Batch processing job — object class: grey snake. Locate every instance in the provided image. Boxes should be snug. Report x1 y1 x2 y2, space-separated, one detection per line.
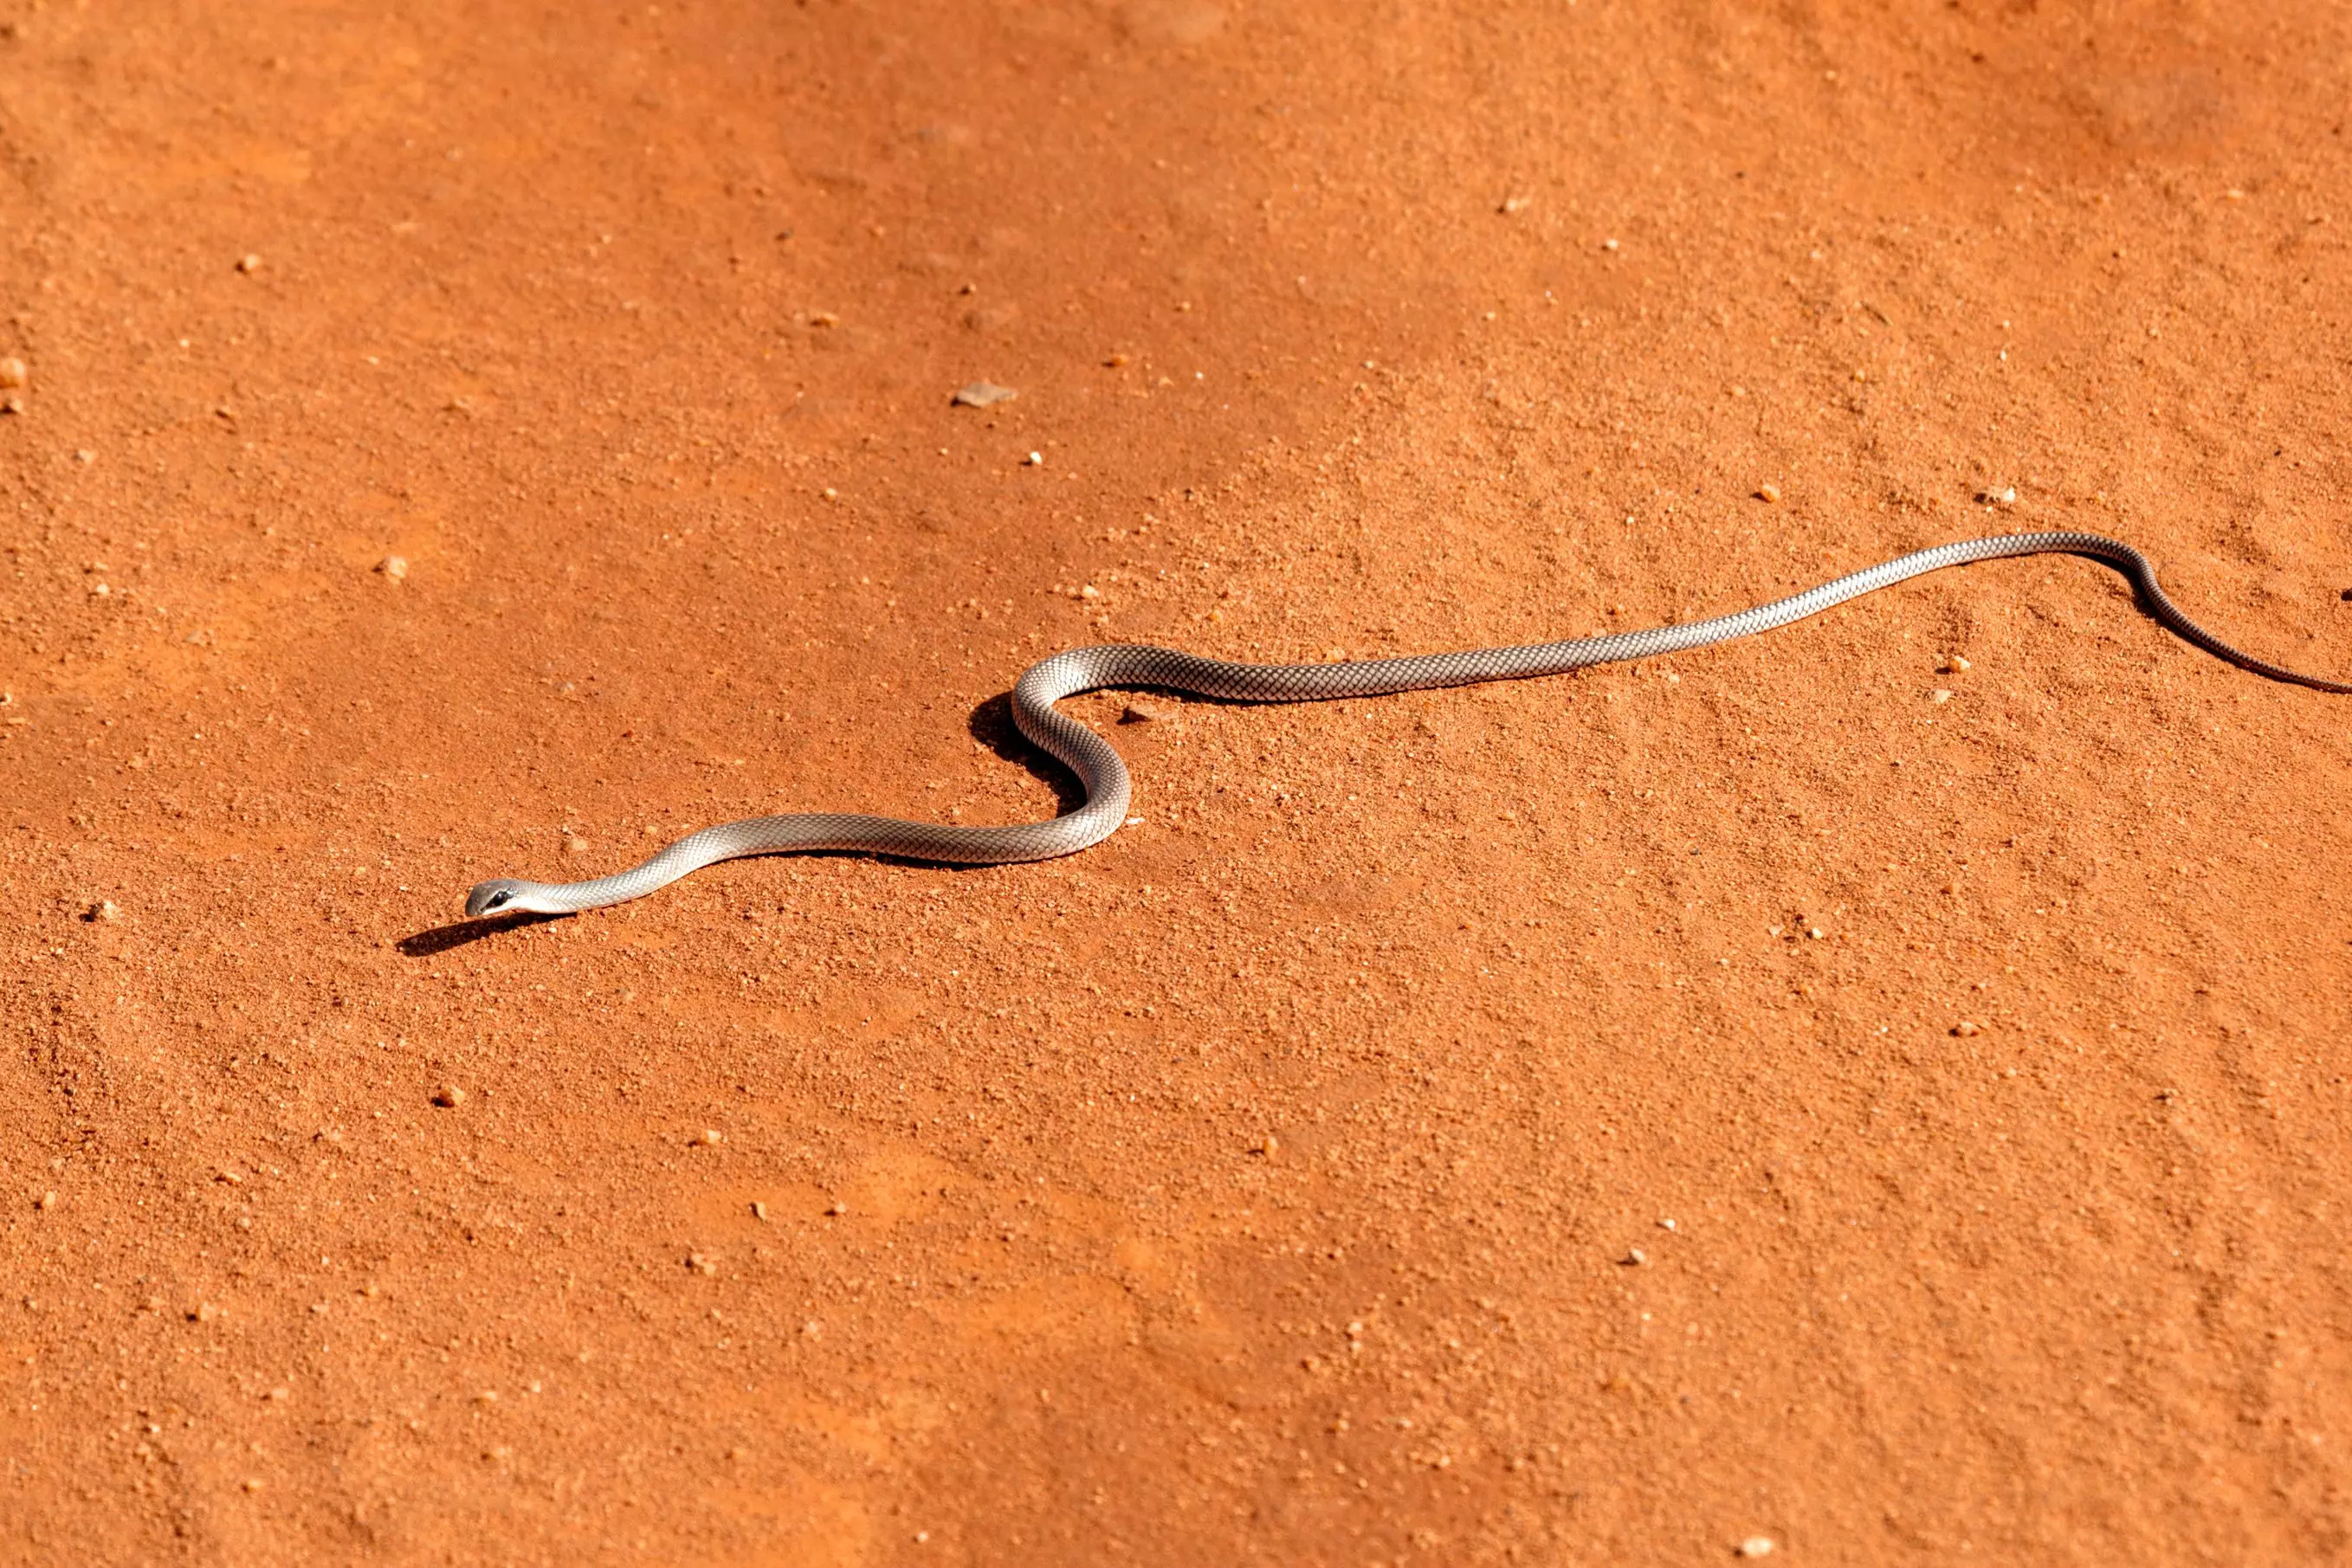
463 531 2347 918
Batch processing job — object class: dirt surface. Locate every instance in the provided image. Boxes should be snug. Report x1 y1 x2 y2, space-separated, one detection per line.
5 1 2352 1562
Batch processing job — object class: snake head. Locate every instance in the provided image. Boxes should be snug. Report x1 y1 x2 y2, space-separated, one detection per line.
465 878 538 918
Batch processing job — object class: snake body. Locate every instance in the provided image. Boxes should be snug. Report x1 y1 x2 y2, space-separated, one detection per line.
463 531 2347 918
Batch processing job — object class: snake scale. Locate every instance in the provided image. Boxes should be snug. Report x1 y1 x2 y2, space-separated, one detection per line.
463 531 2348 918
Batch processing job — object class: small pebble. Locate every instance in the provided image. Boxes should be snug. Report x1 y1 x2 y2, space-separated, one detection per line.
1953 1021 1983 1037
87 900 121 922
1251 1133 1278 1158
825 1200 847 1216
236 254 262 274
1739 1538 1775 1559
1944 655 1972 673
376 555 408 582
951 380 1018 408
1623 1247 1647 1266
564 835 591 855
1023 450 1044 466
1120 700 1175 725
0 357 25 388
1931 689 1953 703
698 1128 725 1145
750 1201 770 1221
1755 483 1782 504
1601 237 1619 251
1808 926 1825 940
430 1084 465 1108
687 1253 718 1275
36 1191 56 1211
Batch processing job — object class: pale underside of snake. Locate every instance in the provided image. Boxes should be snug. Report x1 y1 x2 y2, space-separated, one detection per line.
462 531 2349 919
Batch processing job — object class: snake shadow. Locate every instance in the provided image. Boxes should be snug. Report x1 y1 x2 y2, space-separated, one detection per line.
397 908 568 956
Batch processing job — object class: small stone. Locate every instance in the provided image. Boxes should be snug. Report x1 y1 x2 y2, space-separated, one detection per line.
1657 1217 1677 1232
1120 699 1176 725
1079 584 1100 599
376 555 408 582
801 1319 822 1337
824 1200 847 1216
697 1128 725 1145
87 900 121 923
36 1191 56 1211
1755 483 1781 504
1498 195 1533 214
0 393 23 416
1808 926 1825 940
750 1201 770 1221
1023 450 1044 466
807 311 839 328
1944 655 1972 674
242 1478 264 1494
564 836 591 855
1623 1247 1647 1266
0 357 25 388
1250 1132 1278 1158
1601 237 1619 251
1953 1021 1983 1037
191 1301 223 1322
951 380 1018 408
236 254 262 274
687 1252 718 1275
1104 352 1130 367
1738 1538 1775 1558
430 1084 465 1108
1931 688 1953 703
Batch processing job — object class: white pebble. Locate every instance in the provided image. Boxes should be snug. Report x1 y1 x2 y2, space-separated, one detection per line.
376 555 408 582
1739 1538 1775 1558
951 380 1018 408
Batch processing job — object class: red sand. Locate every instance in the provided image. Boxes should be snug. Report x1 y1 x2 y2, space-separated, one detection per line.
4 2 2350 1562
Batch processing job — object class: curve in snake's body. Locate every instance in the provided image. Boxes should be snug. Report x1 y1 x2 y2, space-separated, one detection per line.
464 531 2349 918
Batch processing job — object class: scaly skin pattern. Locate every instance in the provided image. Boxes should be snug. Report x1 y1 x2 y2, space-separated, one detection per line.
462 532 2349 919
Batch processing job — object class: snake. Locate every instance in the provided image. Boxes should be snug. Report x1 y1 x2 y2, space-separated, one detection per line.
462 530 2349 918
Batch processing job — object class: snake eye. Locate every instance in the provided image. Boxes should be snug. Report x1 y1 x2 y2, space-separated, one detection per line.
487 890 511 909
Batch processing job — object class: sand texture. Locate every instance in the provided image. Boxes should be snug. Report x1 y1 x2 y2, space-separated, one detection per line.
3 2 2350 1563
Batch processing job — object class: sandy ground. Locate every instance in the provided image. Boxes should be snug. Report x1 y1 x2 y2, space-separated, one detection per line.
4 1 2351 1563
